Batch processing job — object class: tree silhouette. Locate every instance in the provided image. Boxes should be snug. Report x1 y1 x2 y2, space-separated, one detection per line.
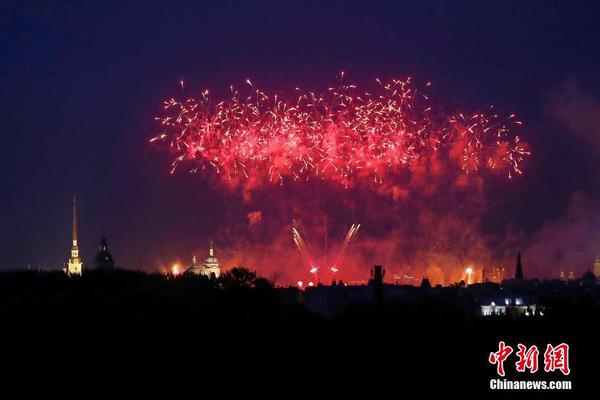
219 267 272 289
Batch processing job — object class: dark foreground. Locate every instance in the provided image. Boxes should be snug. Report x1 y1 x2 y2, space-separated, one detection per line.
1 269 597 399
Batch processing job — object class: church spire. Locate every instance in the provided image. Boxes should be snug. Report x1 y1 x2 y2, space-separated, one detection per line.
66 194 83 276
515 252 524 280
72 194 78 244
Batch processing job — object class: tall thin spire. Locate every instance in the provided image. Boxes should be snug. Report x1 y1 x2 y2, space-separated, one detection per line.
72 194 78 243
515 252 524 280
66 194 83 276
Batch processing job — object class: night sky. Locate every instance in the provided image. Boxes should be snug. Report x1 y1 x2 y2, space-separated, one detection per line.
2 1 600 280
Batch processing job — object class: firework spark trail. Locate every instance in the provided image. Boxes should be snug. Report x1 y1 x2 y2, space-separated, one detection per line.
292 220 314 267
333 223 361 268
151 76 530 187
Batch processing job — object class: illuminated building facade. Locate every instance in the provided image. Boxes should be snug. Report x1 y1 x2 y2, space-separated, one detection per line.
66 196 83 276
203 244 220 278
185 245 220 278
480 297 539 317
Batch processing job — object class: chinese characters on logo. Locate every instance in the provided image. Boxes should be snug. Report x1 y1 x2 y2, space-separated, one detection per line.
489 342 570 376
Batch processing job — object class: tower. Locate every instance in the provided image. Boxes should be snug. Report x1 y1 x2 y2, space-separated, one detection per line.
202 244 220 278
514 252 523 281
94 237 115 270
66 195 83 276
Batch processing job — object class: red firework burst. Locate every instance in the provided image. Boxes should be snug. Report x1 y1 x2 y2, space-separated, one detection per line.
151 75 530 186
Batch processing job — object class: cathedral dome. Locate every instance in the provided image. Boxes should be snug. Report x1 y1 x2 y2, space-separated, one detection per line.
184 246 221 278
202 244 220 278
184 255 202 275
205 249 218 265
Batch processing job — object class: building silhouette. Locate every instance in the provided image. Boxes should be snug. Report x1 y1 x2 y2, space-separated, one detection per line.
66 195 83 276
369 265 385 306
94 237 115 270
514 252 524 280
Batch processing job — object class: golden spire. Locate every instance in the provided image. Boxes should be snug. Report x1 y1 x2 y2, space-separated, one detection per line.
72 194 78 244
67 194 83 276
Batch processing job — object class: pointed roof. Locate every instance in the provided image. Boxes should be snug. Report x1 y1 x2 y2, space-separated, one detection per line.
515 252 524 280
72 194 78 242
95 236 115 270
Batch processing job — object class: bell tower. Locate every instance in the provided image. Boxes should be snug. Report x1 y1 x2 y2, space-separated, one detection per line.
202 243 221 278
66 195 83 276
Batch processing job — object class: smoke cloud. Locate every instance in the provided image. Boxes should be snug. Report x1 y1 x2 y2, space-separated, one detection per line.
523 81 600 279
208 159 520 285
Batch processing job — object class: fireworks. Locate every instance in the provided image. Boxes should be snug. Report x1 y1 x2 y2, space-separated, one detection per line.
151 75 530 187
333 223 360 268
292 219 361 278
292 219 314 266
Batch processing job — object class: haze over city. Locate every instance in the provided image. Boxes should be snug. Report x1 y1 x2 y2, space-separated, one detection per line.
2 1 600 284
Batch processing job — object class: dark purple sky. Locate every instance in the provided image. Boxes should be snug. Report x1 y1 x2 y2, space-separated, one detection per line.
2 1 600 276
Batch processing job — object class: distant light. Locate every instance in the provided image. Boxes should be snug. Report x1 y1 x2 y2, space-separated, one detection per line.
308 281 314 287
297 281 303 288
505 298 510 306
515 297 523 305
491 301 496 307
172 264 181 276
465 266 474 284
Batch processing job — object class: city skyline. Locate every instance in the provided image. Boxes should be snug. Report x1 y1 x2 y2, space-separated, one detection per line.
28 194 599 287
2 2 600 282
2 3 599 396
